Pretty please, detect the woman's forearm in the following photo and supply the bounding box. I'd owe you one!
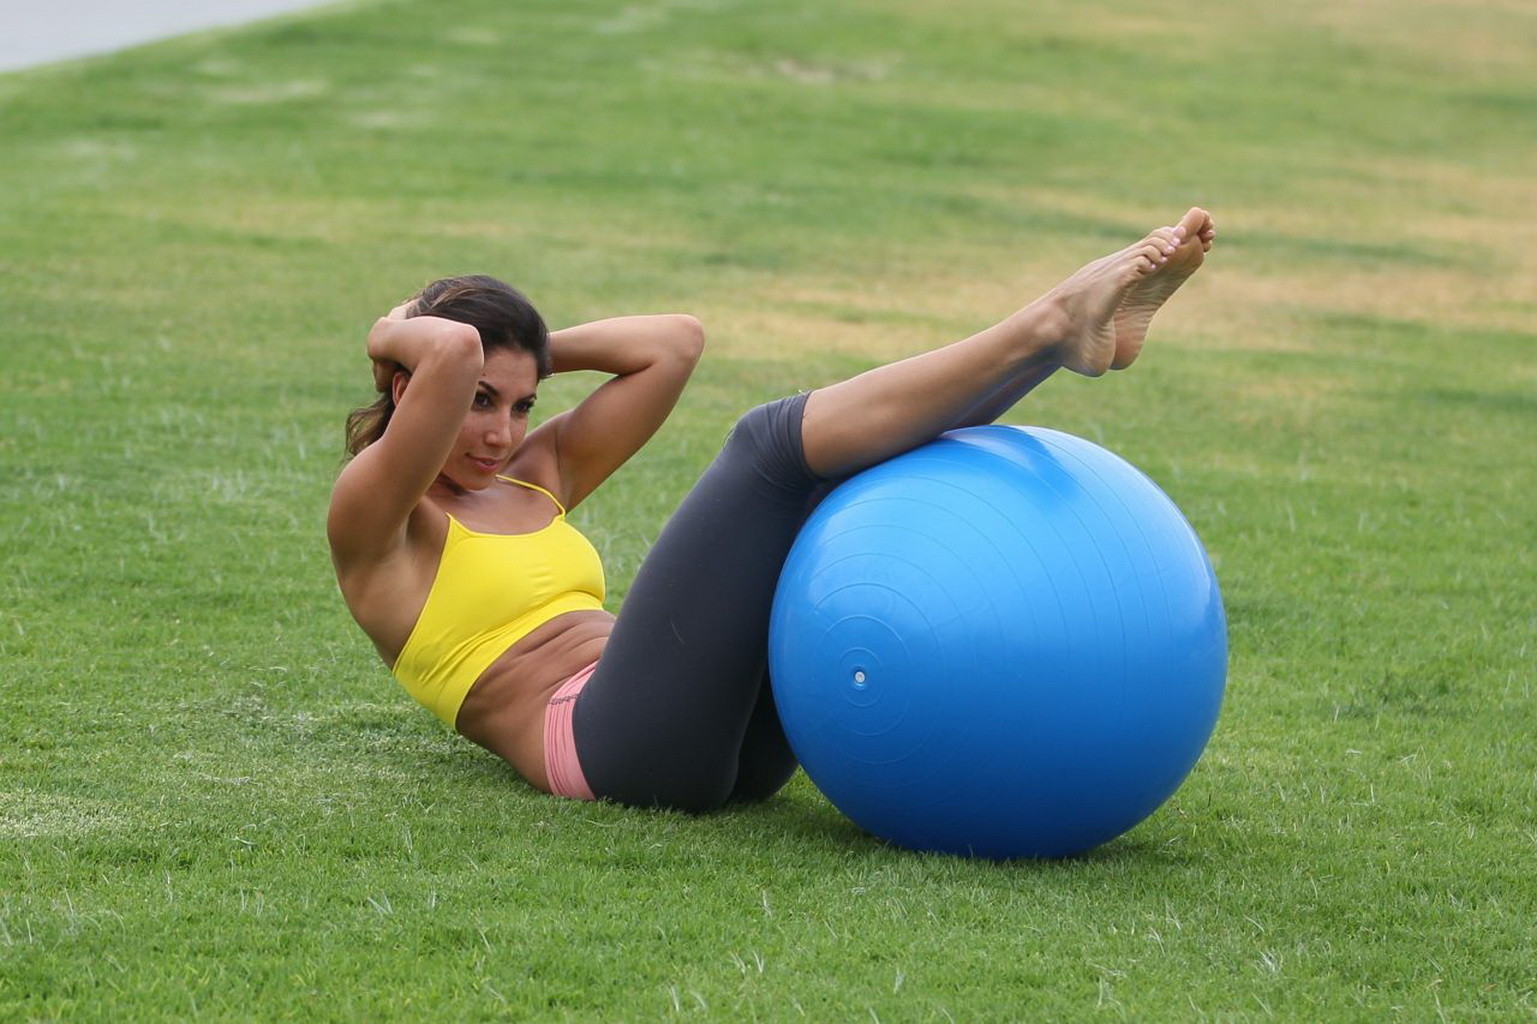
[549,315,704,377]
[367,314,483,375]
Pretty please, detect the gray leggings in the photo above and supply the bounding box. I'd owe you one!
[571,393,827,812]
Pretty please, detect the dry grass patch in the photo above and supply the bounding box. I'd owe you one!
[692,298,933,364]
[0,791,129,841]
[1305,0,1537,79]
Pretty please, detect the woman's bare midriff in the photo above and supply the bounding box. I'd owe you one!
[451,609,615,791]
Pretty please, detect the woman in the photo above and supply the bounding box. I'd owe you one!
[328,207,1216,812]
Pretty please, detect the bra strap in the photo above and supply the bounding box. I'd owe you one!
[496,476,567,516]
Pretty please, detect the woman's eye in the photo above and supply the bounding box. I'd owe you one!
[473,393,492,408]
[515,400,536,415]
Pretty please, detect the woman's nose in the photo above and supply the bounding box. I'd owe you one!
[486,417,514,446]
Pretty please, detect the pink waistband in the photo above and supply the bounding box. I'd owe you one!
[543,661,598,801]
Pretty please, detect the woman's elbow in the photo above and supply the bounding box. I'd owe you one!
[669,314,706,365]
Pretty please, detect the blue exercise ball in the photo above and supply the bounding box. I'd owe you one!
[769,425,1226,859]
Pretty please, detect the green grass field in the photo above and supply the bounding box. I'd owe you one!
[2,0,1534,1019]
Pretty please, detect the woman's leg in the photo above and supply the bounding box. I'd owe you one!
[572,209,1215,811]
[572,395,826,812]
[800,207,1214,477]
[725,671,798,803]
[724,479,842,804]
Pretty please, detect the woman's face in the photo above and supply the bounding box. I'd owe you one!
[438,347,541,491]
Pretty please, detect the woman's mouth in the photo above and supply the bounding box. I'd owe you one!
[471,457,501,473]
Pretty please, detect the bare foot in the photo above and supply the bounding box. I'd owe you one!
[1047,208,1215,376]
[1111,206,1215,370]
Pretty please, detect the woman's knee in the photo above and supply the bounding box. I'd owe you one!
[723,394,820,493]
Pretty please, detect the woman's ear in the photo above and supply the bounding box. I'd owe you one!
[390,369,411,406]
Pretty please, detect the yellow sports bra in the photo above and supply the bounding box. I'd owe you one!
[392,478,606,725]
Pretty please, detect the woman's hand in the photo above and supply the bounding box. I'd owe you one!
[369,308,406,393]
[372,356,400,394]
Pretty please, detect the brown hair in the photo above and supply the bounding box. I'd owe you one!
[343,275,550,458]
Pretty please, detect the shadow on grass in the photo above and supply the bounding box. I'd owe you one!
[719,775,1207,876]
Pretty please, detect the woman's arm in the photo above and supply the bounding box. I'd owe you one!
[522,314,705,510]
[328,313,483,566]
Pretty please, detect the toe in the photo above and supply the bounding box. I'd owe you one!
[1176,207,1209,238]
[1145,227,1180,257]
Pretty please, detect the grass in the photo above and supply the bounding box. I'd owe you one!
[1,0,1534,1019]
